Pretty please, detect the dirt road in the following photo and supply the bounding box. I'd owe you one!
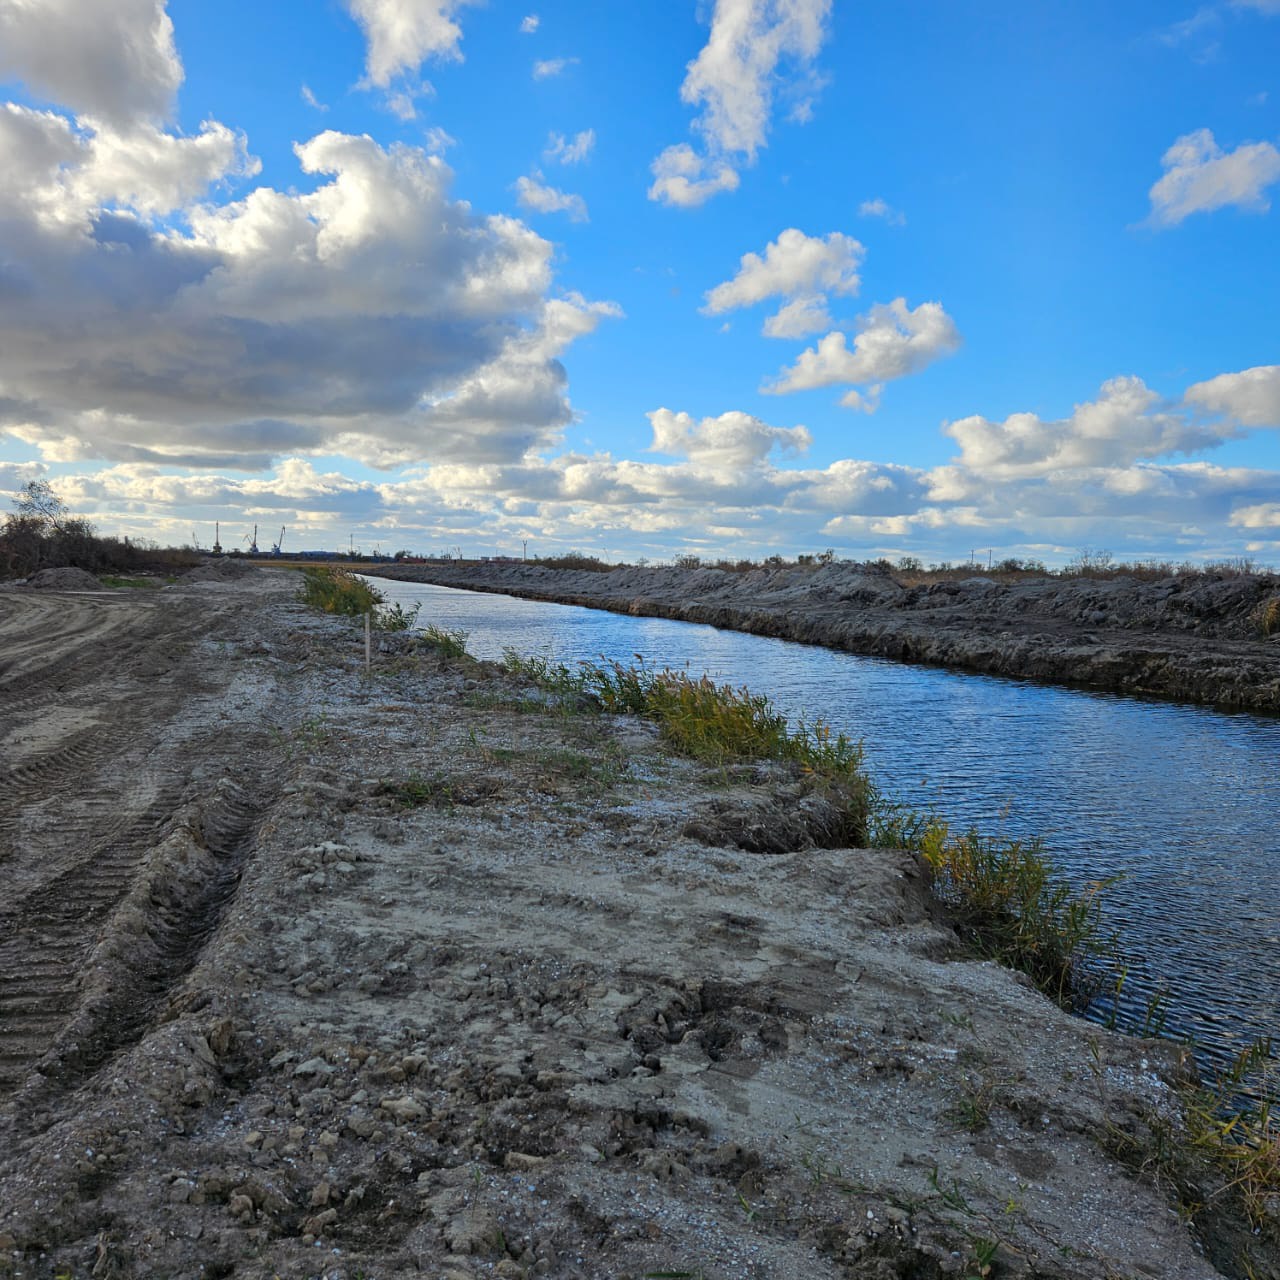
[0,571,1262,1278]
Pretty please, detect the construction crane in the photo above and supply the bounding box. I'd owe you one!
[243,524,259,554]
[271,526,286,556]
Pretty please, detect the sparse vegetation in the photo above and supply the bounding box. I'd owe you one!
[99,575,165,589]
[299,566,382,615]
[1103,1038,1280,1259]
[373,601,420,632]
[871,811,1113,1007]
[500,652,871,837]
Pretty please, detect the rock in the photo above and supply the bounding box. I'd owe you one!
[445,1207,500,1255]
[380,1095,427,1121]
[227,1194,255,1222]
[302,1208,338,1236]
[294,1056,336,1079]
[503,1151,546,1171]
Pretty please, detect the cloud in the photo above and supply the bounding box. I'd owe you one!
[533,57,578,80]
[25,373,1280,562]
[345,0,472,87]
[1185,364,1280,426]
[0,112,616,470]
[423,125,456,154]
[681,0,831,158]
[649,0,833,208]
[520,14,540,34]
[544,129,595,165]
[762,296,833,339]
[858,197,905,226]
[0,103,258,222]
[301,84,328,112]
[703,228,863,337]
[384,82,433,121]
[514,172,588,221]
[1232,1,1280,13]
[1230,503,1280,528]
[1147,128,1280,225]
[647,144,740,208]
[943,376,1236,479]
[647,408,811,469]
[0,0,182,128]
[768,299,961,403]
[1155,6,1221,45]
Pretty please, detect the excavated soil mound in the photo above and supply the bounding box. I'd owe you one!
[21,566,103,590]
[183,558,260,582]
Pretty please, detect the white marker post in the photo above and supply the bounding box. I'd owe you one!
[364,609,372,673]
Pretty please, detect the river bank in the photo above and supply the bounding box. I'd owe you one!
[366,561,1280,712]
[0,568,1269,1278]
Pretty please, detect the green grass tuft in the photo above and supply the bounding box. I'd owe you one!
[420,624,469,658]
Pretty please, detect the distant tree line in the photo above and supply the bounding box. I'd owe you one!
[0,480,197,580]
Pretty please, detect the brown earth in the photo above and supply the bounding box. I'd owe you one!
[0,569,1269,1278]
[367,561,1280,712]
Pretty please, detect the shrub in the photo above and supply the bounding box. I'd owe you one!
[299,566,382,615]
[536,552,611,571]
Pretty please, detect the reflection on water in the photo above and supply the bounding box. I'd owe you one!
[370,577,1280,1074]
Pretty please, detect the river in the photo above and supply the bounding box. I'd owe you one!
[369,576,1280,1080]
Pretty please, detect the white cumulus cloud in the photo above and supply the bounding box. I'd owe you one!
[768,299,961,403]
[647,143,739,208]
[345,0,472,87]
[647,408,811,470]
[514,172,588,222]
[1184,364,1280,427]
[943,376,1236,478]
[703,228,863,337]
[1147,128,1280,225]
[520,14,540,33]
[649,0,832,208]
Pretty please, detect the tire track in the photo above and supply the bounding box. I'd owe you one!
[0,582,289,1106]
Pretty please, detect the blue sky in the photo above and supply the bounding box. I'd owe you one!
[1,0,1278,563]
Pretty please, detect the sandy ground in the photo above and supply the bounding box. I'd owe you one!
[0,569,1266,1278]
[368,561,1280,712]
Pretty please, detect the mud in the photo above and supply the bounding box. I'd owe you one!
[368,561,1280,712]
[0,570,1269,1278]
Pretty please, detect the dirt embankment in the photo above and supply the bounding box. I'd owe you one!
[0,571,1266,1278]
[369,561,1280,712]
